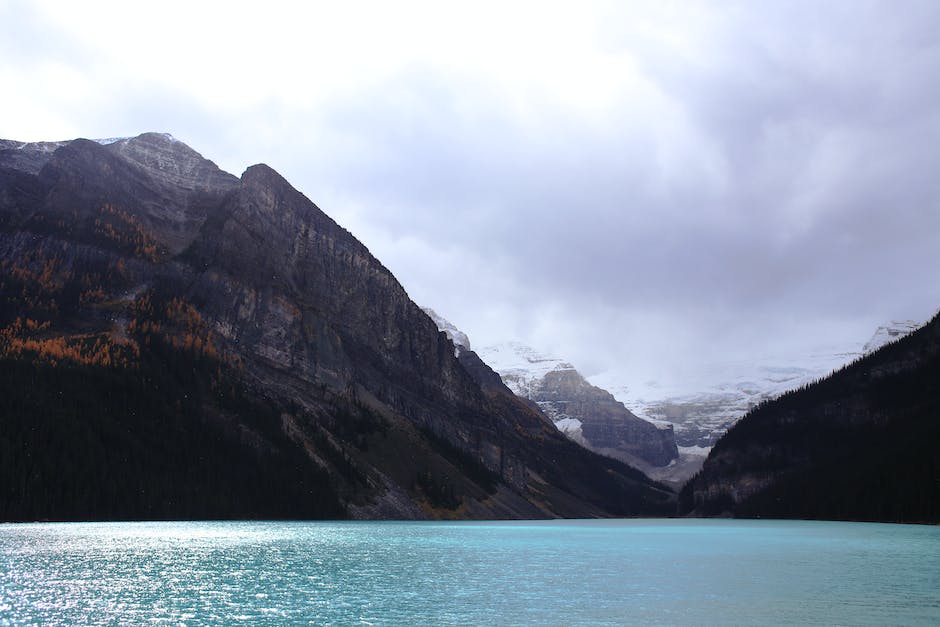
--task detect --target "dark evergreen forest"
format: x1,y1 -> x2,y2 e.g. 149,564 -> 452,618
680,314 -> 940,523
0,340 -> 345,521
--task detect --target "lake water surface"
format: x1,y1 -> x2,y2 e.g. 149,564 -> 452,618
1,519 -> 937,625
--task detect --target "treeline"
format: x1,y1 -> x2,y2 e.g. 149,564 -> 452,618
680,313 -> 940,523
0,335 -> 345,521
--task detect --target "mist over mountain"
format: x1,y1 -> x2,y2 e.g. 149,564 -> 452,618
423,310 -> 683,483
423,307 -> 933,492
679,314 -> 940,523
591,320 -> 925,453
0,133 -> 674,521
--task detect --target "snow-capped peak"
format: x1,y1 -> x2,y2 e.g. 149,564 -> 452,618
421,307 -> 470,355
94,133 -> 179,146
589,316 -> 927,451
13,140 -> 69,152
419,310 -> 573,395
862,320 -> 921,354
478,342 -> 572,379
476,342 -> 574,398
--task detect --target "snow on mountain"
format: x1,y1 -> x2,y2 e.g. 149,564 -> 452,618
5,135 -> 176,154
94,137 -> 129,145
476,341 -> 573,398
476,340 -> 679,468
94,133 -> 178,146
422,307 -> 927,483
862,320 -> 921,354
422,310 -> 679,471
589,318 -> 926,451
422,308 -> 470,356
590,355 -> 847,450
553,417 -> 586,446
10,140 -> 70,152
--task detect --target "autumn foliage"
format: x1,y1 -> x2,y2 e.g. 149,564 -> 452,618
127,291 -> 221,360
0,230 -> 224,369
0,318 -> 138,367
94,204 -> 162,261
18,203 -> 164,262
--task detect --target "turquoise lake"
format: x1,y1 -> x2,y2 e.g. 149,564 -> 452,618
1,519 -> 937,625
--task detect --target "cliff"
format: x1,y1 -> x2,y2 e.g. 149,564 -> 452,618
477,341 -> 678,468
0,133 -> 674,521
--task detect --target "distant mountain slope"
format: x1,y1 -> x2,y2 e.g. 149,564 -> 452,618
679,314 -> 940,523
421,311 -> 684,486
862,320 -> 921,353
0,133 -> 674,521
592,320 -> 923,451
470,341 -> 678,468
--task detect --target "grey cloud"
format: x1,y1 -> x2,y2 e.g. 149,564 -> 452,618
286,5 -> 940,378
0,2 -> 93,67
2,1 -> 938,388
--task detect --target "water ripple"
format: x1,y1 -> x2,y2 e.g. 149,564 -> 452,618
0,519 -> 937,625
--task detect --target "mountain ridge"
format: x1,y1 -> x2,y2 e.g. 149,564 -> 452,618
678,313 -> 940,523
591,318 -> 927,453
409,319 -> 680,469
0,132 -> 675,521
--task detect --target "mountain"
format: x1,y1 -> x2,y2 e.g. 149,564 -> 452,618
0,133 -> 674,521
591,320 -> 923,452
468,340 -> 679,469
678,314 -> 940,523
422,308 -> 471,357
420,311 -> 686,485
862,320 -> 921,353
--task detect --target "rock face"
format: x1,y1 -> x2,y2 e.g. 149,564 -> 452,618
0,133 -> 675,521
679,314 -> 940,523
420,314 -> 679,469
528,368 -> 679,467
422,308 -> 471,356
475,341 -> 678,468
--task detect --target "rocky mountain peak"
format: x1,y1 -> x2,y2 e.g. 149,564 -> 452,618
32,134 -> 237,254
0,133 -> 677,521
419,317 -> 680,471
0,139 -> 72,174
241,162 -> 283,184
107,132 -> 237,195
479,342 -> 573,398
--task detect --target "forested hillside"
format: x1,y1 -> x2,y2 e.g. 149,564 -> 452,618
679,313 -> 940,523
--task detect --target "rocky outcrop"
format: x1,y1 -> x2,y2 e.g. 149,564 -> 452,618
0,132 -> 675,521
529,367 -> 679,467
468,341 -> 679,468
421,313 -> 679,469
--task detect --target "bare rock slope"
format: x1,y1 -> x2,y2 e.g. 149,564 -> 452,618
0,133 -> 674,521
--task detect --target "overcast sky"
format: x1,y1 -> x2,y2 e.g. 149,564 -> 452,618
2,0 -> 939,391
